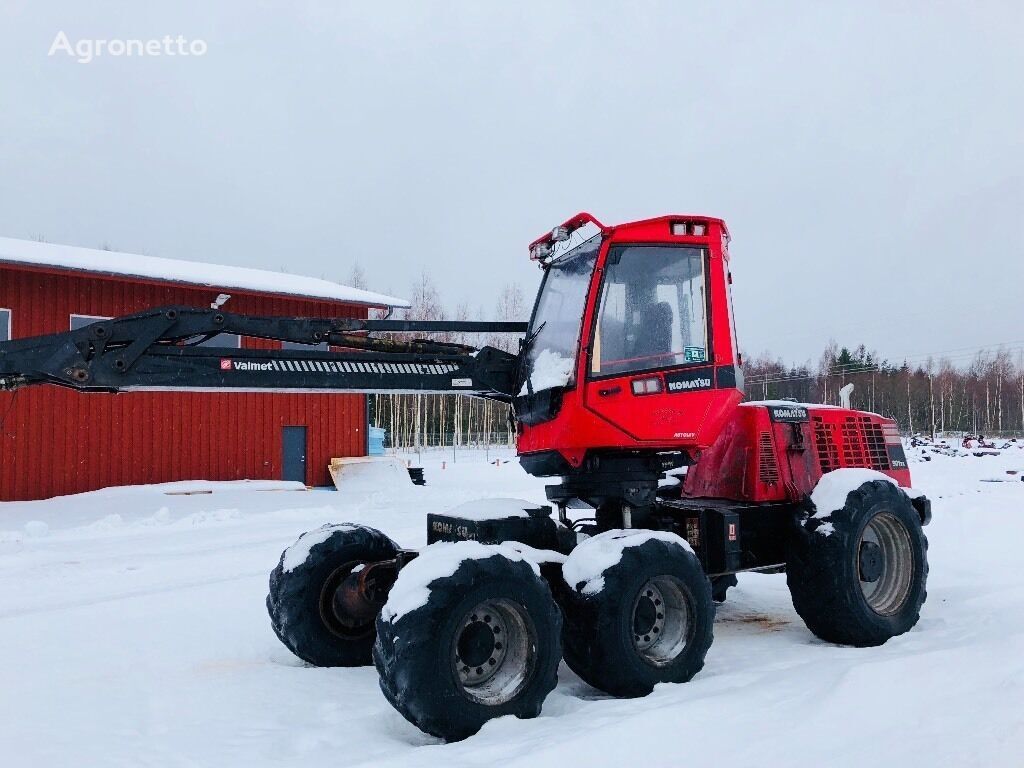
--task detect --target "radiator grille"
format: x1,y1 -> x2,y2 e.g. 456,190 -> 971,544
860,417 -> 891,470
758,431 -> 780,485
814,415 -> 891,473
840,417 -> 867,466
813,417 -> 840,474
838,416 -> 890,471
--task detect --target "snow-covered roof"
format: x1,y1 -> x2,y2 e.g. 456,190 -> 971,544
0,236 -> 410,308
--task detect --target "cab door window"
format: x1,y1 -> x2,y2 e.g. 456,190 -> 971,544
590,245 -> 708,377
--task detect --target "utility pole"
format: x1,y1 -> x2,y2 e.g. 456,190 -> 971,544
929,373 -> 935,440
906,369 -> 913,434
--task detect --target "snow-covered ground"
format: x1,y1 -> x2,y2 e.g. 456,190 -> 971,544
1,445 -> 1023,766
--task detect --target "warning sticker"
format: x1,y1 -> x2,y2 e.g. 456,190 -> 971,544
683,346 -> 706,363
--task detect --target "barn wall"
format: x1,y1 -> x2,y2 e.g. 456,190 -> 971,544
0,265 -> 369,501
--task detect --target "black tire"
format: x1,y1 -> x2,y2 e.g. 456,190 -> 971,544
268,524 -> 398,666
711,574 -> 737,603
561,534 -> 715,698
788,479 -> 928,647
373,550 -> 561,742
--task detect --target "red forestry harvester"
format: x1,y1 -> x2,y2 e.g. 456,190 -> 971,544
0,213 -> 930,741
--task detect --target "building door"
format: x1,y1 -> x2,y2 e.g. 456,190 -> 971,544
282,426 -> 307,484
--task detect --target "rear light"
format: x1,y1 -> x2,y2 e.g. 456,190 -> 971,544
631,377 -> 663,395
882,423 -> 902,445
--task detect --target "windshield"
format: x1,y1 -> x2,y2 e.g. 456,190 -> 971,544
519,233 -> 601,395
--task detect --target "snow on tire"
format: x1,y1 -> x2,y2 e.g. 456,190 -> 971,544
267,523 -> 398,667
560,530 -> 715,698
373,542 -> 562,742
788,478 -> 928,647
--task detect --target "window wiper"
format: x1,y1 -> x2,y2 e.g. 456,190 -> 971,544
516,321 -> 546,397
519,321 -> 546,358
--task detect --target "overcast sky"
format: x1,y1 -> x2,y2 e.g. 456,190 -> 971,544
1,2 -> 1021,365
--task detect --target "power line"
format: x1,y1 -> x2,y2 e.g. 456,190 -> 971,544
745,340 -> 1024,386
745,354 -> 1024,389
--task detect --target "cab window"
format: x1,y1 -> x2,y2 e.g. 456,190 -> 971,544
590,245 -> 708,377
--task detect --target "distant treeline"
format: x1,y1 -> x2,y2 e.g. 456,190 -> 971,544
360,272 -> 1024,445
744,343 -> 1024,436
366,274 -> 524,449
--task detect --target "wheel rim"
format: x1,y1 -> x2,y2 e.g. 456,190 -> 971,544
631,576 -> 692,667
453,598 -> 537,706
319,562 -> 374,639
858,512 -> 915,616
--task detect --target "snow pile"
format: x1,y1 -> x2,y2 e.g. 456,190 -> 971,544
442,497 -> 543,521
329,456 -> 411,492
520,349 -> 574,395
913,441 -> 969,458
3,446 -> 1024,765
0,236 -> 409,307
281,523 -> 359,572
381,540 -> 540,623
908,434 -> 1023,461
0,479 -> 314,540
155,479 -> 307,495
562,529 -> 693,595
22,520 -> 49,538
58,479 -> 307,498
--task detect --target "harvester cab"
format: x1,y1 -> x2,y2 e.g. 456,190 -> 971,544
514,213 -> 743,471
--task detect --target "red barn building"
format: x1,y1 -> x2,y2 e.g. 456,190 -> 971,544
0,237 -> 407,501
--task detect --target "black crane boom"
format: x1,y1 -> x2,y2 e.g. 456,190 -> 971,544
0,306 -> 526,399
